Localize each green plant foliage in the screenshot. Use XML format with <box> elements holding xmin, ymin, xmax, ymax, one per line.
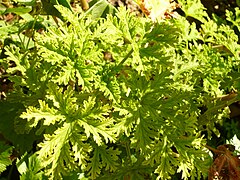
<box><xmin>1</xmin><ymin>0</ymin><xmax>240</xmax><ymax>179</ymax></box>
<box><xmin>0</xmin><ymin>101</ymin><xmax>40</xmax><ymax>154</ymax></box>
<box><xmin>2</xmin><ymin>7</ymin><xmax>32</xmax><ymax>15</ymax></box>
<box><xmin>86</xmin><ymin>0</ymin><xmax>117</xmax><ymax>19</ymax></box>
<box><xmin>16</xmin><ymin>153</ymin><xmax>45</xmax><ymax>180</ymax></box>
<box><xmin>178</xmin><ymin>0</ymin><xmax>208</xmax><ymax>22</ymax></box>
<box><xmin>41</xmin><ymin>0</ymin><xmax>72</xmax><ymax>20</ymax></box>
<box><xmin>0</xmin><ymin>141</ymin><xmax>13</xmax><ymax>174</ymax></box>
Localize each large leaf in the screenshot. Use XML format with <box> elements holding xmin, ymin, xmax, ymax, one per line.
<box><xmin>3</xmin><ymin>7</ymin><xmax>32</xmax><ymax>15</ymax></box>
<box><xmin>0</xmin><ymin>101</ymin><xmax>40</xmax><ymax>154</ymax></box>
<box><xmin>86</xmin><ymin>0</ymin><xmax>117</xmax><ymax>19</ymax></box>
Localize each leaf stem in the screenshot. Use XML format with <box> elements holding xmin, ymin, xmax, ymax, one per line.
<box><xmin>199</xmin><ymin>93</ymin><xmax>240</xmax><ymax>122</ymax></box>
<box><xmin>108</xmin><ymin>48</ymin><xmax>133</xmax><ymax>76</ymax></box>
<box><xmin>205</xmin><ymin>145</ymin><xmax>224</xmax><ymax>154</ymax></box>
<box><xmin>26</xmin><ymin>16</ymin><xmax>37</xmax><ymax>50</ymax></box>
<box><xmin>118</xmin><ymin>48</ymin><xmax>134</xmax><ymax>67</ymax></box>
<box><xmin>125</xmin><ymin>141</ymin><xmax>132</xmax><ymax>165</ymax></box>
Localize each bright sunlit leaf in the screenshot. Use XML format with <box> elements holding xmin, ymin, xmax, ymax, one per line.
<box><xmin>136</xmin><ymin>0</ymin><xmax>177</xmax><ymax>21</ymax></box>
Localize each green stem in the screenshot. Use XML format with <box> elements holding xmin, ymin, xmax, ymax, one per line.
<box><xmin>199</xmin><ymin>94</ymin><xmax>240</xmax><ymax>124</ymax></box>
<box><xmin>206</xmin><ymin>95</ymin><xmax>239</xmax><ymax>115</ymax></box>
<box><xmin>108</xmin><ymin>48</ymin><xmax>133</xmax><ymax>77</ymax></box>
<box><xmin>117</xmin><ymin>48</ymin><xmax>133</xmax><ymax>67</ymax></box>
<box><xmin>26</xmin><ymin>16</ymin><xmax>37</xmax><ymax>50</ymax></box>
<box><xmin>124</xmin><ymin>138</ymin><xmax>132</xmax><ymax>165</ymax></box>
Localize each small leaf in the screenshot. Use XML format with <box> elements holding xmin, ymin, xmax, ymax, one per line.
<box><xmin>3</xmin><ymin>7</ymin><xmax>32</xmax><ymax>15</ymax></box>
<box><xmin>0</xmin><ymin>142</ymin><xmax>13</xmax><ymax>174</ymax></box>
<box><xmin>20</xmin><ymin>100</ymin><xmax>65</xmax><ymax>128</ymax></box>
<box><xmin>86</xmin><ymin>0</ymin><xmax>117</xmax><ymax>19</ymax></box>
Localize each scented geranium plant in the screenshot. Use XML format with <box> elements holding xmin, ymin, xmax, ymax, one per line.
<box><xmin>1</xmin><ymin>0</ymin><xmax>240</xmax><ymax>179</ymax></box>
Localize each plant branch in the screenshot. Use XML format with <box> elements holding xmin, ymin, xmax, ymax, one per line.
<box><xmin>199</xmin><ymin>93</ymin><xmax>240</xmax><ymax>123</ymax></box>
<box><xmin>117</xmin><ymin>48</ymin><xmax>134</xmax><ymax>67</ymax></box>
<box><xmin>80</xmin><ymin>0</ymin><xmax>89</xmax><ymax>11</ymax></box>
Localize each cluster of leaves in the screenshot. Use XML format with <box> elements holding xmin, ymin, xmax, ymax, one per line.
<box><xmin>0</xmin><ymin>141</ymin><xmax>13</xmax><ymax>174</ymax></box>
<box><xmin>1</xmin><ymin>0</ymin><xmax>240</xmax><ymax>179</ymax></box>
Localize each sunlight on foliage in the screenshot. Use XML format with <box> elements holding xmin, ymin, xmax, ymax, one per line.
<box><xmin>1</xmin><ymin>0</ymin><xmax>240</xmax><ymax>179</ymax></box>
<box><xmin>0</xmin><ymin>142</ymin><xmax>13</xmax><ymax>174</ymax></box>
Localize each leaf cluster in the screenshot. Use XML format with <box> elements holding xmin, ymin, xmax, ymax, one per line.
<box><xmin>1</xmin><ymin>0</ymin><xmax>240</xmax><ymax>179</ymax></box>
